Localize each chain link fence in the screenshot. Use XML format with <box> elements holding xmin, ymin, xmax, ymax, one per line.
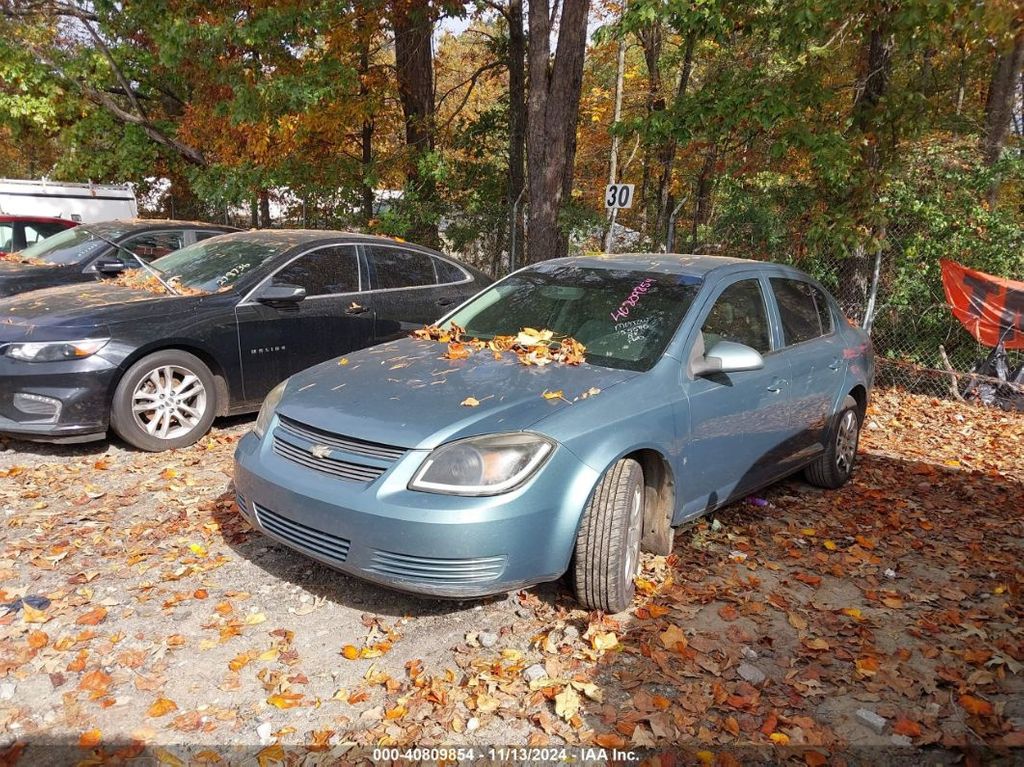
<box><xmin>784</xmin><ymin>221</ymin><xmax>1024</xmax><ymax>409</ymax></box>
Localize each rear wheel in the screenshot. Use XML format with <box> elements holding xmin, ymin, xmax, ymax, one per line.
<box><xmin>571</xmin><ymin>458</ymin><xmax>645</xmax><ymax>613</ymax></box>
<box><xmin>110</xmin><ymin>349</ymin><xmax>218</xmax><ymax>451</ymax></box>
<box><xmin>804</xmin><ymin>395</ymin><xmax>861</xmax><ymax>489</ymax></box>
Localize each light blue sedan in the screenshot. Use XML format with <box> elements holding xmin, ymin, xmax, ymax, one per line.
<box><xmin>233</xmin><ymin>255</ymin><xmax>873</xmax><ymax>612</ymax></box>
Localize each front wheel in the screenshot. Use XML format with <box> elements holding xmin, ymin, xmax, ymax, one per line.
<box><xmin>571</xmin><ymin>458</ymin><xmax>645</xmax><ymax>613</ymax></box>
<box><xmin>804</xmin><ymin>395</ymin><xmax>861</xmax><ymax>489</ymax></box>
<box><xmin>110</xmin><ymin>349</ymin><xmax>218</xmax><ymax>451</ymax></box>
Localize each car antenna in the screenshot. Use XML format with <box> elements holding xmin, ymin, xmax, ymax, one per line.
<box><xmin>85</xmin><ymin>228</ymin><xmax>180</xmax><ymax>296</ymax></box>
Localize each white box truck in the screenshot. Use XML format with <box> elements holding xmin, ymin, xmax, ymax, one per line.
<box><xmin>0</xmin><ymin>179</ymin><xmax>138</xmax><ymax>223</ymax></box>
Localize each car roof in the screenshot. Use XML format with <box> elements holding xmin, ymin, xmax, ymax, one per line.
<box><xmin>83</xmin><ymin>218</ymin><xmax>238</xmax><ymax>231</ymax></box>
<box><xmin>0</xmin><ymin>215</ymin><xmax>78</xmax><ymax>225</ymax></box>
<box><xmin>205</xmin><ymin>229</ymin><xmax>448</xmax><ymax>256</ymax></box>
<box><xmin>534</xmin><ymin>253</ymin><xmax>813</xmax><ymax>280</ymax></box>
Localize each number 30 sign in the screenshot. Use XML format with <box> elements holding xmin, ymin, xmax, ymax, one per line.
<box><xmin>604</xmin><ymin>183</ymin><xmax>635</xmax><ymax>209</ymax></box>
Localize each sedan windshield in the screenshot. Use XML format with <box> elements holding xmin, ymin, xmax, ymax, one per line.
<box><xmin>16</xmin><ymin>222</ymin><xmax>132</xmax><ymax>266</ymax></box>
<box><xmin>445</xmin><ymin>265</ymin><xmax>702</xmax><ymax>371</ymax></box>
<box><xmin>151</xmin><ymin>236</ymin><xmax>292</xmax><ymax>293</ymax></box>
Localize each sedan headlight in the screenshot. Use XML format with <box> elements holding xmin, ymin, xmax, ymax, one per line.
<box><xmin>253</xmin><ymin>380</ymin><xmax>287</xmax><ymax>439</ymax></box>
<box><xmin>5</xmin><ymin>338</ymin><xmax>109</xmax><ymax>362</ymax></box>
<box><xmin>409</xmin><ymin>433</ymin><xmax>554</xmax><ymax>496</ymax></box>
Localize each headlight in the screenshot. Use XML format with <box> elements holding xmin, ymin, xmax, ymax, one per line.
<box><xmin>409</xmin><ymin>433</ymin><xmax>554</xmax><ymax>496</ymax></box>
<box><xmin>253</xmin><ymin>380</ymin><xmax>287</xmax><ymax>439</ymax></box>
<box><xmin>5</xmin><ymin>338</ymin><xmax>109</xmax><ymax>362</ymax></box>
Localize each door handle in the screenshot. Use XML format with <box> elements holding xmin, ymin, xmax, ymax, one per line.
<box><xmin>827</xmin><ymin>359</ymin><xmax>841</xmax><ymax>371</ymax></box>
<box><xmin>345</xmin><ymin>302</ymin><xmax>370</xmax><ymax>316</ymax></box>
<box><xmin>766</xmin><ymin>378</ymin><xmax>787</xmax><ymax>394</ymax></box>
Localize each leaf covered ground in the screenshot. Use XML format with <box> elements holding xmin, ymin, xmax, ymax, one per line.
<box><xmin>0</xmin><ymin>389</ymin><xmax>1021</xmax><ymax>763</ymax></box>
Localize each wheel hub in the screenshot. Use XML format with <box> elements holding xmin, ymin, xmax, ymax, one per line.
<box><xmin>130</xmin><ymin>364</ymin><xmax>207</xmax><ymax>441</ymax></box>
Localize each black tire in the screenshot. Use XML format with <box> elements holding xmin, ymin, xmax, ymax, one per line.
<box><xmin>804</xmin><ymin>395</ymin><xmax>861</xmax><ymax>489</ymax></box>
<box><xmin>571</xmin><ymin>458</ymin><xmax>645</xmax><ymax>613</ymax></box>
<box><xmin>110</xmin><ymin>349</ymin><xmax>218</xmax><ymax>452</ymax></box>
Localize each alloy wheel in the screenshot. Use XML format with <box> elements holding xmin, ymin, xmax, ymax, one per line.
<box><xmin>623</xmin><ymin>484</ymin><xmax>644</xmax><ymax>585</ymax></box>
<box><xmin>130</xmin><ymin>364</ymin><xmax>208</xmax><ymax>441</ymax></box>
<box><xmin>835</xmin><ymin>410</ymin><xmax>858</xmax><ymax>475</ymax></box>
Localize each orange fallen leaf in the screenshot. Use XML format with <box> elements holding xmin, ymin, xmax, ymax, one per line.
<box><xmin>341</xmin><ymin>645</ymin><xmax>360</xmax><ymax>660</ymax></box>
<box><xmin>646</xmin><ymin>604</ymin><xmax>670</xmax><ymax>618</ymax></box>
<box><xmin>268</xmin><ymin>692</ymin><xmax>304</xmax><ymax>709</ymax></box>
<box><xmin>79</xmin><ymin>728</ymin><xmax>102</xmax><ymax>748</ymax></box>
<box><xmin>147</xmin><ymin>697</ymin><xmax>179</xmax><ymax>717</ymax></box>
<box><xmin>594</xmin><ymin>733</ymin><xmax>627</xmax><ymax>749</ymax></box>
<box><xmin>76</xmin><ymin>607</ymin><xmax>108</xmax><ymax>626</ymax></box>
<box><xmin>193</xmin><ymin>589</ymin><xmax>208</xmax><ymax>599</ymax></box>
<box><xmin>161</xmin><ymin>468</ymin><xmax>179</xmax><ymax>480</ymax></box>
<box><xmin>855</xmin><ymin>656</ymin><xmax>879</xmax><ymax>676</ymax></box>
<box><xmin>769</xmin><ymin>732</ymin><xmax>790</xmax><ymax>745</ymax></box>
<box><xmin>959</xmin><ymin>694</ymin><xmax>994</xmax><ymax>716</ymax></box>
<box><xmin>893</xmin><ymin>717</ymin><xmax>922</xmax><ymax>738</ymax></box>
<box><xmin>27</xmin><ymin>630</ymin><xmax>49</xmax><ymax>649</ymax></box>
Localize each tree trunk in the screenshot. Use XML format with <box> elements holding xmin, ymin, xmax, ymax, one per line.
<box><xmin>525</xmin><ymin>0</ymin><xmax>591</xmax><ymax>264</ymax></box>
<box><xmin>259</xmin><ymin>189</ymin><xmax>271</xmax><ymax>228</ymax></box>
<box><xmin>654</xmin><ymin>29</ymin><xmax>696</xmax><ymax>250</ymax></box>
<box><xmin>981</xmin><ymin>21</ymin><xmax>1024</xmax><ymax>203</ymax></box>
<box><xmin>359</xmin><ymin>37</ymin><xmax>375</xmax><ymax>226</ymax></box>
<box><xmin>391</xmin><ymin>0</ymin><xmax>439</xmax><ymax>246</ymax></box>
<box><xmin>689</xmin><ymin>143</ymin><xmax>718</xmax><ymax>251</ymax></box>
<box><xmin>636</xmin><ymin>22</ymin><xmax>663</xmax><ymax>235</ymax></box>
<box><xmin>839</xmin><ymin>20</ymin><xmax>894</xmax><ymax>315</ymax></box>
<box><xmin>507</xmin><ymin>0</ymin><xmax>527</xmax><ymax>273</ymax></box>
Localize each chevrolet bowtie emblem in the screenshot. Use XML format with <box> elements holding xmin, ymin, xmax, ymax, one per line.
<box><xmin>309</xmin><ymin>444</ymin><xmax>332</xmax><ymax>459</ymax></box>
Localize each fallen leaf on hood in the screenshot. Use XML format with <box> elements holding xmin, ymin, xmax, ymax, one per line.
<box><xmin>460</xmin><ymin>397</ymin><xmax>480</xmax><ymax>407</ymax></box>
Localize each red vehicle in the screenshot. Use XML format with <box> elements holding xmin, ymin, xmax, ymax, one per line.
<box><xmin>0</xmin><ymin>215</ymin><xmax>78</xmax><ymax>256</ymax></box>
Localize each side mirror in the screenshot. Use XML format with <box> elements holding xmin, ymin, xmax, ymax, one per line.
<box><xmin>256</xmin><ymin>283</ymin><xmax>306</xmax><ymax>305</ymax></box>
<box><xmin>94</xmin><ymin>257</ymin><xmax>127</xmax><ymax>275</ymax></box>
<box><xmin>694</xmin><ymin>341</ymin><xmax>764</xmax><ymax>377</ymax></box>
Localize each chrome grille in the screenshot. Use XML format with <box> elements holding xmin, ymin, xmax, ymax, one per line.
<box><xmin>367</xmin><ymin>550</ymin><xmax>506</xmax><ymax>584</ymax></box>
<box><xmin>254</xmin><ymin>503</ymin><xmax>350</xmax><ymax>564</ymax></box>
<box><xmin>277</xmin><ymin>415</ymin><xmax>406</xmax><ymax>461</ymax></box>
<box><xmin>272</xmin><ymin>437</ymin><xmax>387</xmax><ymax>482</ymax></box>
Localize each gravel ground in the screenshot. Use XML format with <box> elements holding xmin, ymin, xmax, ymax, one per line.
<box><xmin>0</xmin><ymin>390</ymin><xmax>1021</xmax><ymax>764</ymax></box>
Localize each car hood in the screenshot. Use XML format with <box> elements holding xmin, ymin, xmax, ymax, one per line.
<box><xmin>0</xmin><ymin>282</ymin><xmax>181</xmax><ymax>340</ymax></box>
<box><xmin>0</xmin><ymin>260</ymin><xmax>71</xmax><ymax>298</ymax></box>
<box><xmin>276</xmin><ymin>337</ymin><xmax>640</xmax><ymax>450</ymax></box>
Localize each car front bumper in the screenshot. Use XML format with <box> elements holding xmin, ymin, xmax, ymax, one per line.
<box><xmin>0</xmin><ymin>354</ymin><xmax>117</xmax><ymax>442</ymax></box>
<box><xmin>233</xmin><ymin>426</ymin><xmax>600</xmax><ymax>599</ymax></box>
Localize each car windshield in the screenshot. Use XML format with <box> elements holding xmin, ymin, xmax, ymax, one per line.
<box><xmin>16</xmin><ymin>222</ymin><xmax>132</xmax><ymax>266</ymax></box>
<box><xmin>151</xmin><ymin>236</ymin><xmax>291</xmax><ymax>292</ymax></box>
<box><xmin>445</xmin><ymin>264</ymin><xmax>702</xmax><ymax>371</ymax></box>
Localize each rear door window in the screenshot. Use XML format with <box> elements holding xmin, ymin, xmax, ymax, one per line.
<box><xmin>0</xmin><ymin>223</ymin><xmax>13</xmax><ymax>252</ymax></box>
<box><xmin>273</xmin><ymin>245</ymin><xmax>360</xmax><ymax>296</ymax></box>
<box><xmin>367</xmin><ymin>246</ymin><xmax>436</xmax><ymax>290</ymax></box>
<box><xmin>771</xmin><ymin>278</ymin><xmax>824</xmax><ymax>346</ymax></box>
<box><xmin>120</xmin><ymin>231</ymin><xmax>186</xmax><ymax>263</ymax></box>
<box><xmin>434</xmin><ymin>257</ymin><xmax>467</xmax><ymax>285</ymax></box>
<box><xmin>812</xmin><ymin>285</ymin><xmax>834</xmax><ymax>334</ymax></box>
